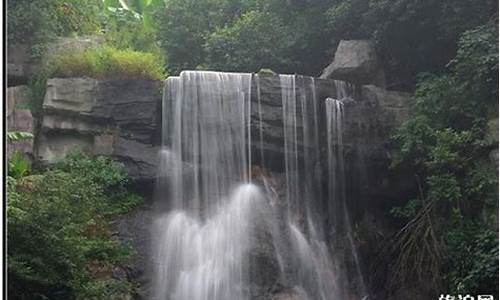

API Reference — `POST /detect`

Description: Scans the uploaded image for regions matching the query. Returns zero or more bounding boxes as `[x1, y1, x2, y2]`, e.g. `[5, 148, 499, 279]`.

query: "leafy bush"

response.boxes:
[7, 153, 144, 299]
[388, 22, 498, 295]
[48, 46, 165, 80]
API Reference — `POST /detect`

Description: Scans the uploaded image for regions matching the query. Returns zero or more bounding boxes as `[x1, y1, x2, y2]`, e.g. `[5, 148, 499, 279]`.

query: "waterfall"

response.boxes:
[154, 71, 367, 300]
[326, 96, 367, 298]
[153, 71, 256, 300]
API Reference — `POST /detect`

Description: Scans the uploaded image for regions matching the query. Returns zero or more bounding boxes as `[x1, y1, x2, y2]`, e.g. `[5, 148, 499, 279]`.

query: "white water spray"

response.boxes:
[154, 71, 368, 300]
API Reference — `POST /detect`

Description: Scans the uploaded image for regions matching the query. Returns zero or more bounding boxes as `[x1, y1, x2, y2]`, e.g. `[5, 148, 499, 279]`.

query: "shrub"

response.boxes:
[8, 151, 31, 179]
[48, 46, 165, 80]
[7, 153, 144, 299]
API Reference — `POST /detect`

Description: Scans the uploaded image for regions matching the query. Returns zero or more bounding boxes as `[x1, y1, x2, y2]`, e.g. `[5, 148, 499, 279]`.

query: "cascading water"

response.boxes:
[325, 96, 367, 298]
[154, 71, 367, 300]
[153, 71, 256, 300]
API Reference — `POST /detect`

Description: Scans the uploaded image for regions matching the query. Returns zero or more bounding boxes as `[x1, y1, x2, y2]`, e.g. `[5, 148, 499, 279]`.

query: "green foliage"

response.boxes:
[152, 0, 493, 83]
[445, 220, 499, 295]
[8, 151, 31, 179]
[7, 131, 34, 142]
[205, 10, 296, 72]
[7, 153, 144, 299]
[389, 198, 421, 220]
[323, 0, 493, 89]
[100, 0, 165, 54]
[155, 0, 333, 75]
[389, 22, 498, 294]
[47, 46, 165, 80]
[7, 0, 102, 57]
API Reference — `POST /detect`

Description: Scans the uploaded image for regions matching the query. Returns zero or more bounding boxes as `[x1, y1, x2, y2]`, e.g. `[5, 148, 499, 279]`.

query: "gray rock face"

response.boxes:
[249, 75, 411, 199]
[7, 85, 35, 158]
[112, 204, 155, 299]
[320, 40, 385, 87]
[7, 85, 31, 114]
[38, 78, 162, 182]
[7, 109, 35, 159]
[7, 44, 32, 85]
[44, 78, 99, 113]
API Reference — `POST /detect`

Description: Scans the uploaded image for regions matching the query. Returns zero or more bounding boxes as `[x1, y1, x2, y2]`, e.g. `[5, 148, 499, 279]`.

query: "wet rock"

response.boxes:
[272, 289, 305, 300]
[320, 40, 385, 87]
[248, 203, 282, 300]
[112, 204, 155, 300]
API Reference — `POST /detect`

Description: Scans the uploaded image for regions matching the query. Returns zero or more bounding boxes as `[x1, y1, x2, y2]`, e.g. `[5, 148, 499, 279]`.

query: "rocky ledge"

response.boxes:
[36, 78, 162, 185]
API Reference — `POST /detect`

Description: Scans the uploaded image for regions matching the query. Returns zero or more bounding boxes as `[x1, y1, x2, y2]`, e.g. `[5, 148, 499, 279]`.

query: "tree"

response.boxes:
[388, 22, 498, 296]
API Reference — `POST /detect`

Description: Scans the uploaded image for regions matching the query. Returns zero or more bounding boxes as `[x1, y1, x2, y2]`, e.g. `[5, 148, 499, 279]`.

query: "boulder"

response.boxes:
[320, 40, 385, 87]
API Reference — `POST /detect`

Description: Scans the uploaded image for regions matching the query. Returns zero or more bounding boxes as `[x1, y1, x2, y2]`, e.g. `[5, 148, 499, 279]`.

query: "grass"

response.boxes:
[48, 46, 165, 80]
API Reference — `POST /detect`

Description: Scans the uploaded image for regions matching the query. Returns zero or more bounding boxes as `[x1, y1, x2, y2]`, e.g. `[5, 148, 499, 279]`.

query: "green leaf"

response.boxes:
[7, 131, 34, 142]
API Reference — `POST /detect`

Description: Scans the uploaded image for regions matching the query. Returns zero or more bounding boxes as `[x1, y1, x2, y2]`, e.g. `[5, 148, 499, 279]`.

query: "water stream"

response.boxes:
[153, 71, 367, 300]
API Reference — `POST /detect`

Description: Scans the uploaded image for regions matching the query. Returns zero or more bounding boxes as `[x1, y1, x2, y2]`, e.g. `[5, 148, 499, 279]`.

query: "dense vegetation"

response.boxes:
[386, 22, 499, 296]
[153, 0, 497, 89]
[9, 0, 497, 89]
[8, 152, 143, 299]
[7, 0, 499, 298]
